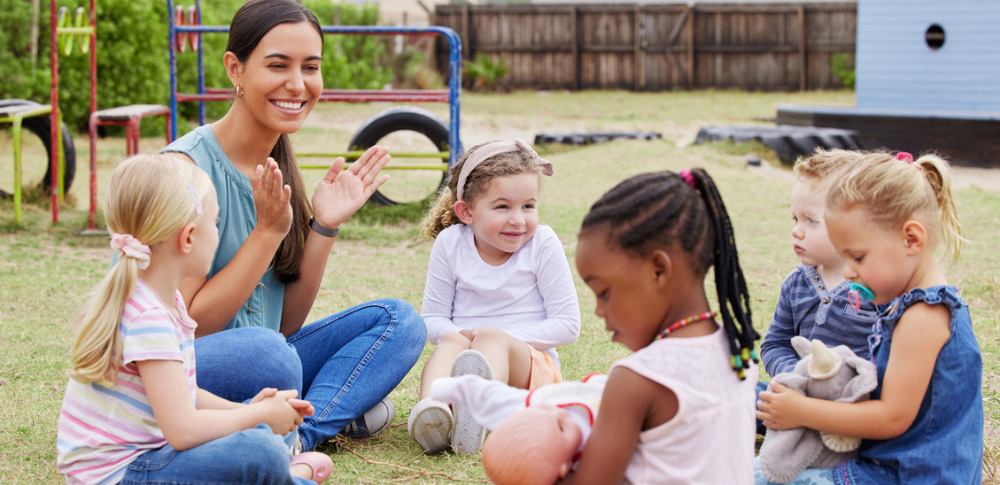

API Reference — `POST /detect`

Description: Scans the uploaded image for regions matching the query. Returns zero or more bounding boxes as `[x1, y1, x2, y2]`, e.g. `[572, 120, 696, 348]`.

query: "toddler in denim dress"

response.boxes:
[756, 151, 983, 485]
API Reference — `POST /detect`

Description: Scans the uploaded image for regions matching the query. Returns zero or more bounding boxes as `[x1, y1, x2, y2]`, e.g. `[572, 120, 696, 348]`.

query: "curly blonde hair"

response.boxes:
[825, 151, 965, 264]
[419, 142, 543, 239]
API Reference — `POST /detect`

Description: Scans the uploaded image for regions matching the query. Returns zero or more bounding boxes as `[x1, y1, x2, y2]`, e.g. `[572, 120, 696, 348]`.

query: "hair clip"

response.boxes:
[847, 282, 875, 310]
[187, 185, 203, 215]
[895, 152, 914, 164]
[678, 169, 695, 188]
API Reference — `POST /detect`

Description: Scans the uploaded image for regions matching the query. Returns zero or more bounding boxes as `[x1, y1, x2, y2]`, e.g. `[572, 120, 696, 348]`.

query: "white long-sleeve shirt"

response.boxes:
[421, 224, 581, 363]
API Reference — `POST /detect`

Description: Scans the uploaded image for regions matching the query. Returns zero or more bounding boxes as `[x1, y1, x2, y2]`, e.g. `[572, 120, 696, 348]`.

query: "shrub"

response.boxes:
[463, 53, 509, 91]
[832, 53, 855, 90]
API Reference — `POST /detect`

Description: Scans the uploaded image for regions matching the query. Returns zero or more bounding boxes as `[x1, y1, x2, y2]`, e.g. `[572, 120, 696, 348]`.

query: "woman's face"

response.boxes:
[231, 22, 323, 134]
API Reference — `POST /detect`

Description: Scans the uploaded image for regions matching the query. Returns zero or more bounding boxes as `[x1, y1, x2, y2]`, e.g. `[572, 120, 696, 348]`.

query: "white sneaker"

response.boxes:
[450, 350, 493, 454]
[341, 396, 396, 440]
[408, 398, 453, 454]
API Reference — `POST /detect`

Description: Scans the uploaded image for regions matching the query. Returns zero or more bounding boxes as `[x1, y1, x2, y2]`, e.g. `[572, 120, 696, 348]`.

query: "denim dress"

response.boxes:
[833, 286, 983, 485]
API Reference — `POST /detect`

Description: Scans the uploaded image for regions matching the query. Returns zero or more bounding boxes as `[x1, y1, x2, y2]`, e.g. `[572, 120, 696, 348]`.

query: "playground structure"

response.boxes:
[5, 2, 463, 228]
[41, 0, 173, 229]
[168, 0, 464, 206]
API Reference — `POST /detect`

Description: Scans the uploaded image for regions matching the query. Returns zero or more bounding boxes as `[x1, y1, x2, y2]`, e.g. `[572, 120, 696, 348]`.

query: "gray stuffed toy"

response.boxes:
[758, 336, 878, 484]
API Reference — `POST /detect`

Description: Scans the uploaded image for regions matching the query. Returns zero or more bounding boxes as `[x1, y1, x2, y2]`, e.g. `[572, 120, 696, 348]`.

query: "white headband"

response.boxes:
[455, 139, 553, 201]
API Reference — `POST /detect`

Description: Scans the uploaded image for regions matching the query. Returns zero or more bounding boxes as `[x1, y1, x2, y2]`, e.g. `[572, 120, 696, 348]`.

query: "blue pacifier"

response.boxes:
[848, 283, 875, 309]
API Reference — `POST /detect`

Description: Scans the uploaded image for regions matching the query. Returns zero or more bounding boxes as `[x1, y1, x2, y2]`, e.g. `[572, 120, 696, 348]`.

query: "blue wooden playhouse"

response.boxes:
[778, 0, 1000, 166]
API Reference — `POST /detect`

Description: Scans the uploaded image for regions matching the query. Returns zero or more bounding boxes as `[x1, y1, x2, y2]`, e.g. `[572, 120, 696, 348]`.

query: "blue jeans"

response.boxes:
[121, 425, 312, 484]
[195, 299, 427, 451]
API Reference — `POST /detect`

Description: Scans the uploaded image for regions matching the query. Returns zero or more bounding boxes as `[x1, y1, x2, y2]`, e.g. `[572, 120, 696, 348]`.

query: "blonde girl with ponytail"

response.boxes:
[58, 154, 333, 485]
[757, 151, 983, 485]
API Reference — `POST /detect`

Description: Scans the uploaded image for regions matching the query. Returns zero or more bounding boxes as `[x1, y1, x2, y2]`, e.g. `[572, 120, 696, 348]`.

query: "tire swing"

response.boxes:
[0, 99, 76, 196]
[348, 106, 453, 206]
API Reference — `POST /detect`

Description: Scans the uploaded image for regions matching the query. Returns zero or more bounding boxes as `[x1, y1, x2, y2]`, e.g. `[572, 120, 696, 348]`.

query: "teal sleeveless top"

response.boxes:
[162, 125, 285, 332]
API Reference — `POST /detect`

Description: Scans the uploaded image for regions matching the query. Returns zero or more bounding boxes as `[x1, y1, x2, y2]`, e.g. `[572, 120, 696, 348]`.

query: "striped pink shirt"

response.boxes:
[57, 280, 198, 484]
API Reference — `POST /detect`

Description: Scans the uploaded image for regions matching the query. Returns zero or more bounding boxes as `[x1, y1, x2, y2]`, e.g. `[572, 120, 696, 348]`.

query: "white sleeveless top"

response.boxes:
[612, 328, 757, 485]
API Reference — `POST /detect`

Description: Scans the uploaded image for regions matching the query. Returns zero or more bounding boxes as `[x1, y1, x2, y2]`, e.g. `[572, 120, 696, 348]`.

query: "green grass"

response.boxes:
[1, 90, 997, 484]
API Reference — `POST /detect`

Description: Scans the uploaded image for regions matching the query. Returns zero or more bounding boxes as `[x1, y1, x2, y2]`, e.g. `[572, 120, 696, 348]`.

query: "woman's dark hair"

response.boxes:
[227, 0, 323, 283]
[580, 169, 760, 378]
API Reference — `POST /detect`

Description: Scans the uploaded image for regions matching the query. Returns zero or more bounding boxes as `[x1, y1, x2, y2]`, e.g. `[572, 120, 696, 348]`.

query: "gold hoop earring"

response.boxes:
[235, 84, 244, 98]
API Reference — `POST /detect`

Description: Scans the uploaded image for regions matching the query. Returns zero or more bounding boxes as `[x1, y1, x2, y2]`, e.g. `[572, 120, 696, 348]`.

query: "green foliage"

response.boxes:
[463, 53, 509, 91]
[832, 53, 856, 90]
[0, 1, 393, 136]
[0, 1, 48, 102]
[302, 1, 394, 91]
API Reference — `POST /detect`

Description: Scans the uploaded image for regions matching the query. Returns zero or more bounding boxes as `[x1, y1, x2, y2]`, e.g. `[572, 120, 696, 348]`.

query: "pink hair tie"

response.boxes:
[895, 152, 914, 163]
[110, 233, 151, 270]
[678, 169, 695, 188]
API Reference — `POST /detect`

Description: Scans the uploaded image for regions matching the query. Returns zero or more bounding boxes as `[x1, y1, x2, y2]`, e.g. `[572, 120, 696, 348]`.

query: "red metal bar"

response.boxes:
[88, 113, 97, 230]
[177, 90, 450, 103]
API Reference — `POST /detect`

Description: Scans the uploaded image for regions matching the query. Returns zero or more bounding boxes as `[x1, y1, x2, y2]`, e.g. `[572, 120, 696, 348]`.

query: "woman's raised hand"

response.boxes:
[311, 145, 391, 228]
[252, 158, 293, 238]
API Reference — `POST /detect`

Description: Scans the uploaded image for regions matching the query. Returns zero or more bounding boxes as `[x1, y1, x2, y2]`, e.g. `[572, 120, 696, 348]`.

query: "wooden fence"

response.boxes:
[433, 2, 856, 91]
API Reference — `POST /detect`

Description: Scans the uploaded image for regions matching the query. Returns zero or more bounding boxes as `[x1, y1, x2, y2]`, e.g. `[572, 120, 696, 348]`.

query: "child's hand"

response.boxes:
[756, 382, 808, 430]
[459, 329, 476, 341]
[249, 387, 278, 405]
[258, 389, 303, 435]
[252, 158, 293, 238]
[288, 398, 314, 418]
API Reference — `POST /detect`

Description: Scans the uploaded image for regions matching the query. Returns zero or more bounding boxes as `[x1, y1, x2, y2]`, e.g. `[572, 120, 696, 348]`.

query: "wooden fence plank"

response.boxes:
[434, 2, 855, 91]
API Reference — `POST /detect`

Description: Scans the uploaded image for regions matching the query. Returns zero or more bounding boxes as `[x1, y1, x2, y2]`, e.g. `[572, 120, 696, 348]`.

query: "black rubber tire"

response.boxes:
[348, 106, 452, 206]
[0, 99, 77, 195]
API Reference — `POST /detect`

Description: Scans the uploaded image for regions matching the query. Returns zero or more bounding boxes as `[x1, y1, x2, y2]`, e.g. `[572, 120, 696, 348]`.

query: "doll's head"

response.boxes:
[481, 404, 582, 485]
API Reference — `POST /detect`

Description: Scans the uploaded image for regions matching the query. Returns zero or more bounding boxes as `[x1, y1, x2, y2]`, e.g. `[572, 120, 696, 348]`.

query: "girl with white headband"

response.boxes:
[409, 140, 581, 455]
[57, 154, 333, 484]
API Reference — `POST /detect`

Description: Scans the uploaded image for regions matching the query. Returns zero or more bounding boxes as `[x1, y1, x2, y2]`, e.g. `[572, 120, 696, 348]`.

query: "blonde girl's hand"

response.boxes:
[252, 158, 293, 238]
[287, 398, 314, 419]
[311, 145, 391, 228]
[756, 382, 808, 430]
[259, 389, 303, 434]
[249, 387, 278, 405]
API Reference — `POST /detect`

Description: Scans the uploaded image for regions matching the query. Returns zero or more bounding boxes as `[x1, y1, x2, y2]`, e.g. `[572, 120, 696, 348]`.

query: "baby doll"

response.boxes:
[431, 373, 606, 485]
[758, 336, 878, 484]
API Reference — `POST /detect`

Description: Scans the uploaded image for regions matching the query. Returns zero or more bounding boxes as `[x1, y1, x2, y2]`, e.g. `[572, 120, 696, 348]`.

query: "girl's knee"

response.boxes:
[439, 331, 472, 348]
[470, 326, 508, 344]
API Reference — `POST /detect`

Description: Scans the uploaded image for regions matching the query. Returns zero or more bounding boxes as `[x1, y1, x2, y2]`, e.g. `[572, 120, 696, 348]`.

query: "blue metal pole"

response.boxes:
[443, 29, 463, 169]
[168, 0, 178, 141]
[195, 0, 205, 125]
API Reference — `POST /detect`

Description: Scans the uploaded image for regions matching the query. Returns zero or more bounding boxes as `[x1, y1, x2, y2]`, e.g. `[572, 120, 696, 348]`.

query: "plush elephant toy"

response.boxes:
[758, 336, 878, 484]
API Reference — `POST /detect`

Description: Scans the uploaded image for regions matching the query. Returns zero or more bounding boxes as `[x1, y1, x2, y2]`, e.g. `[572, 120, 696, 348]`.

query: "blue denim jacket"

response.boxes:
[834, 286, 983, 485]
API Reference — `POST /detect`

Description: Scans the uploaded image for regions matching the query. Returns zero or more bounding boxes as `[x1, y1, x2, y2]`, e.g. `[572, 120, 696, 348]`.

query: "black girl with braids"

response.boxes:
[567, 169, 760, 484]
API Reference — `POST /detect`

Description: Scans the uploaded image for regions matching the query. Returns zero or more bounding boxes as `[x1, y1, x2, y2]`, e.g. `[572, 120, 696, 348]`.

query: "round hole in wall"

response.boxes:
[925, 24, 945, 50]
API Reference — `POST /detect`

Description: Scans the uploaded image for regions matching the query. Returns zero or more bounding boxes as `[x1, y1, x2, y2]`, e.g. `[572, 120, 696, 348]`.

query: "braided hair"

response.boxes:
[580, 169, 759, 378]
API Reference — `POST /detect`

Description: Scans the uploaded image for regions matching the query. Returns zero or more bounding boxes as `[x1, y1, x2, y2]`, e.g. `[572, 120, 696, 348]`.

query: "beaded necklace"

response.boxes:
[654, 311, 716, 341]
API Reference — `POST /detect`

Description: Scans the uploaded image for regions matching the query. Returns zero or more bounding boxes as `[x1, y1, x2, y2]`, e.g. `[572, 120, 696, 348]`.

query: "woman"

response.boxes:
[161, 0, 426, 452]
